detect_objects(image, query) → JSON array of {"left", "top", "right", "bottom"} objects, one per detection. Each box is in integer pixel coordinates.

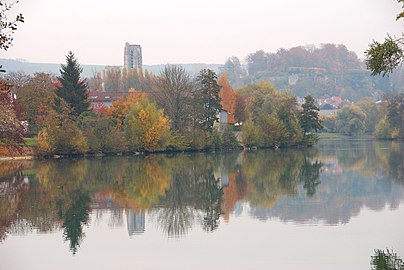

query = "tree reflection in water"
[
  {"left": 1, "top": 140, "right": 404, "bottom": 251},
  {"left": 151, "top": 154, "right": 223, "bottom": 237},
  {"left": 57, "top": 188, "right": 91, "bottom": 254}
]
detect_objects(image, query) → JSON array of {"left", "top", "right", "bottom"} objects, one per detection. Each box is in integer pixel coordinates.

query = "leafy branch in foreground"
[
  {"left": 365, "top": 0, "right": 404, "bottom": 76},
  {"left": 365, "top": 34, "right": 404, "bottom": 76},
  {"left": 0, "top": 0, "right": 24, "bottom": 72},
  {"left": 371, "top": 249, "right": 404, "bottom": 270}
]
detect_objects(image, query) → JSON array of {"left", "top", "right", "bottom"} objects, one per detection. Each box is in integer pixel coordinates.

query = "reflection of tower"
[
  {"left": 214, "top": 166, "right": 229, "bottom": 187},
  {"left": 126, "top": 209, "right": 145, "bottom": 236}
]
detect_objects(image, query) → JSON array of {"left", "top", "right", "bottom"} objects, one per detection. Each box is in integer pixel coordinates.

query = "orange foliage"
[
  {"left": 218, "top": 74, "right": 240, "bottom": 124},
  {"left": 222, "top": 172, "right": 246, "bottom": 222},
  {"left": 107, "top": 91, "right": 146, "bottom": 126}
]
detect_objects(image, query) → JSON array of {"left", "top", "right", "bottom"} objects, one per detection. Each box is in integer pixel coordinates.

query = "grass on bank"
[
  {"left": 318, "top": 133, "right": 352, "bottom": 139},
  {"left": 23, "top": 137, "right": 37, "bottom": 147}
]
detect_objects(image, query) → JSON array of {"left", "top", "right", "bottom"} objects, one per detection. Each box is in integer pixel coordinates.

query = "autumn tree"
[
  {"left": 234, "top": 94, "right": 246, "bottom": 124},
  {"left": 36, "top": 104, "right": 88, "bottom": 155},
  {"left": 107, "top": 91, "right": 144, "bottom": 127},
  {"left": 239, "top": 81, "right": 305, "bottom": 148},
  {"left": 56, "top": 51, "right": 90, "bottom": 116},
  {"left": 246, "top": 50, "right": 268, "bottom": 76},
  {"left": 150, "top": 65, "right": 194, "bottom": 133},
  {"left": 103, "top": 66, "right": 122, "bottom": 92},
  {"left": 15, "top": 72, "right": 57, "bottom": 134},
  {"left": 125, "top": 97, "right": 170, "bottom": 152},
  {"left": 0, "top": 78, "right": 25, "bottom": 148},
  {"left": 79, "top": 112, "right": 126, "bottom": 154},
  {"left": 88, "top": 71, "right": 103, "bottom": 91}
]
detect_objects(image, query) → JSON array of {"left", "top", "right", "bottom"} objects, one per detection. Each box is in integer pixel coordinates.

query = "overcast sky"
[{"left": 2, "top": 0, "right": 403, "bottom": 65}]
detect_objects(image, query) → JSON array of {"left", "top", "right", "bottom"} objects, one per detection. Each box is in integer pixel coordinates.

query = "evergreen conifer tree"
[
  {"left": 56, "top": 51, "right": 89, "bottom": 116},
  {"left": 300, "top": 95, "right": 322, "bottom": 134},
  {"left": 195, "top": 69, "right": 222, "bottom": 132}
]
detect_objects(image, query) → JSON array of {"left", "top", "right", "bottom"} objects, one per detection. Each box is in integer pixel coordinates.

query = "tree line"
[
  {"left": 1, "top": 51, "right": 321, "bottom": 156},
  {"left": 321, "top": 94, "right": 404, "bottom": 140}
]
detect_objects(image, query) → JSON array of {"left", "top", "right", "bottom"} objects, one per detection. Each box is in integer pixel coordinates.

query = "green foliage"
[
  {"left": 23, "top": 137, "right": 36, "bottom": 147},
  {"left": 321, "top": 115, "right": 337, "bottom": 133},
  {"left": 79, "top": 112, "right": 126, "bottom": 153},
  {"left": 258, "top": 114, "right": 283, "bottom": 147},
  {"left": 300, "top": 95, "right": 322, "bottom": 133},
  {"left": 371, "top": 249, "right": 404, "bottom": 270},
  {"left": 387, "top": 93, "right": 404, "bottom": 139},
  {"left": 300, "top": 159, "right": 322, "bottom": 197},
  {"left": 366, "top": 34, "right": 404, "bottom": 77},
  {"left": 36, "top": 107, "right": 88, "bottom": 155},
  {"left": 165, "top": 132, "right": 190, "bottom": 151},
  {"left": 239, "top": 82, "right": 309, "bottom": 148},
  {"left": 366, "top": 1, "right": 404, "bottom": 77},
  {"left": 357, "top": 97, "right": 380, "bottom": 133},
  {"left": 242, "top": 120, "right": 261, "bottom": 148},
  {"left": 56, "top": 52, "right": 90, "bottom": 116},
  {"left": 57, "top": 188, "right": 91, "bottom": 255},
  {"left": 211, "top": 128, "right": 222, "bottom": 149},
  {"left": 336, "top": 105, "right": 366, "bottom": 136},
  {"left": 195, "top": 69, "right": 222, "bottom": 132},
  {"left": 301, "top": 133, "right": 319, "bottom": 146},
  {"left": 221, "top": 126, "right": 239, "bottom": 149},
  {"left": 276, "top": 97, "right": 304, "bottom": 146},
  {"left": 374, "top": 116, "right": 394, "bottom": 139},
  {"left": 237, "top": 81, "right": 279, "bottom": 120}
]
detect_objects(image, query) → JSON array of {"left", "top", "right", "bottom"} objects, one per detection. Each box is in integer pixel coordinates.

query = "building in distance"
[{"left": 124, "top": 42, "right": 142, "bottom": 69}]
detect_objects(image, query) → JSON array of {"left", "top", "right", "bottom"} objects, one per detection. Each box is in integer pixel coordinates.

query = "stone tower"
[{"left": 124, "top": 42, "right": 142, "bottom": 69}]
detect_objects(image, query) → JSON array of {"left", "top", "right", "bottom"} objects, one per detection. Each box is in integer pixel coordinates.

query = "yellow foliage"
[
  {"left": 126, "top": 97, "right": 171, "bottom": 151},
  {"left": 70, "top": 130, "right": 89, "bottom": 154},
  {"left": 36, "top": 129, "right": 54, "bottom": 154}
]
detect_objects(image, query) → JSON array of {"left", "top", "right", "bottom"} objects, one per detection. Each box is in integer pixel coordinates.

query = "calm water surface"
[{"left": 0, "top": 139, "right": 403, "bottom": 269}]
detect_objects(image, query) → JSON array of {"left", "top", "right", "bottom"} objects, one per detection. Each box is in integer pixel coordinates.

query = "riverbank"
[{"left": 0, "top": 133, "right": 389, "bottom": 161}]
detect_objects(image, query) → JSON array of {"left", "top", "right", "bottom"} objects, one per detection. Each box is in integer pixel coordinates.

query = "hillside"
[
  {"left": 223, "top": 44, "right": 404, "bottom": 101},
  {"left": 0, "top": 58, "right": 221, "bottom": 78}
]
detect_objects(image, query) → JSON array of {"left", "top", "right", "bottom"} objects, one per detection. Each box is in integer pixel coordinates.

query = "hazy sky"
[{"left": 2, "top": 0, "right": 403, "bottom": 65}]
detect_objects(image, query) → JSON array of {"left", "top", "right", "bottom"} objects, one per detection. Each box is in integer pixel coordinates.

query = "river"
[{"left": 0, "top": 139, "right": 403, "bottom": 269}]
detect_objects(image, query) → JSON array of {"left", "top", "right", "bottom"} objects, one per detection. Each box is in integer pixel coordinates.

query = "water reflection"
[
  {"left": 57, "top": 188, "right": 90, "bottom": 254},
  {"left": 0, "top": 140, "right": 403, "bottom": 254}
]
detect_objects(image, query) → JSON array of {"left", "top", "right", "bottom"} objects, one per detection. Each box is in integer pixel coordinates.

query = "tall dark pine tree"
[
  {"left": 195, "top": 69, "right": 222, "bottom": 132},
  {"left": 56, "top": 51, "right": 89, "bottom": 116},
  {"left": 300, "top": 95, "right": 322, "bottom": 134}
]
